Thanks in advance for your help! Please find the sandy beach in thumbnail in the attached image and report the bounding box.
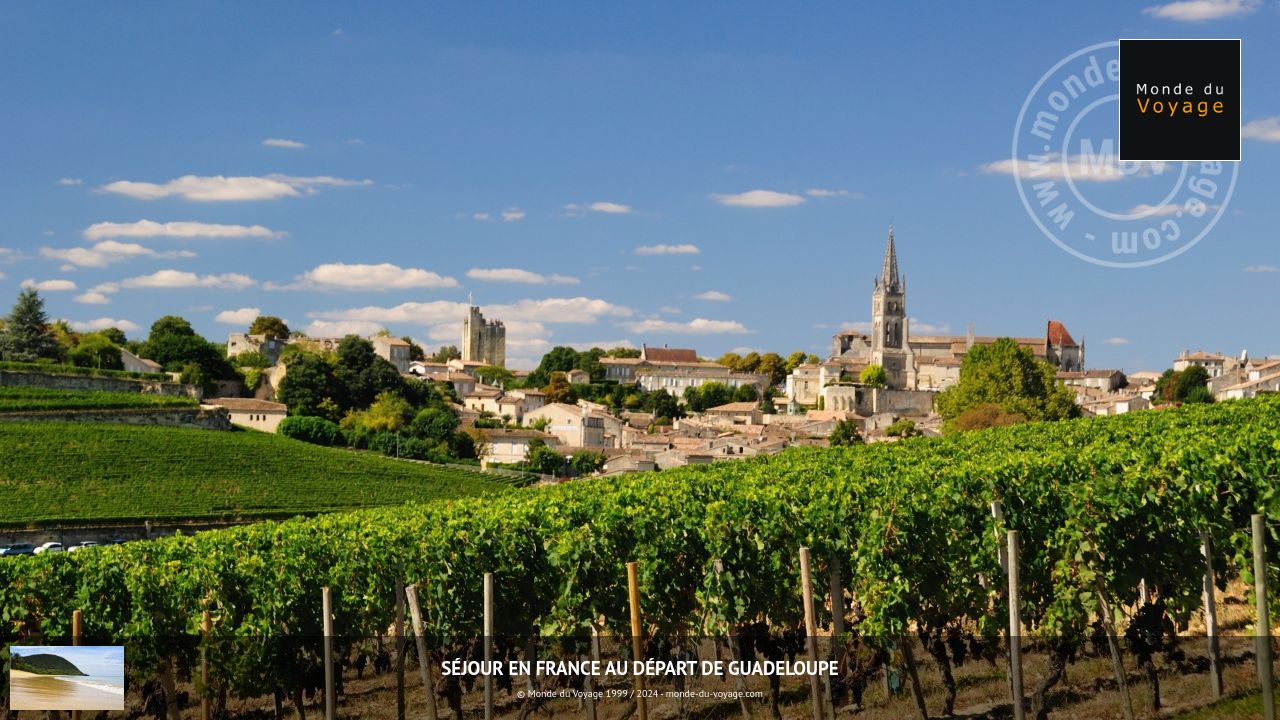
[10,669,124,711]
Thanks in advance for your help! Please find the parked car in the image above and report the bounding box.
[68,541,100,553]
[0,543,35,556]
[34,542,64,554]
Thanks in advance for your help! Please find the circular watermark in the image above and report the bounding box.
[1012,41,1237,268]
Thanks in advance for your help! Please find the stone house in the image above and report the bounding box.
[208,397,288,432]
[478,428,558,466]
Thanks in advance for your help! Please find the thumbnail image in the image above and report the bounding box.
[9,646,125,712]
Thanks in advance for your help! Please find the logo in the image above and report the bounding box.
[1011,41,1238,268]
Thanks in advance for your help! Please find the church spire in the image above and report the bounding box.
[878,224,901,292]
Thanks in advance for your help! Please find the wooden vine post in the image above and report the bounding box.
[1006,530,1025,720]
[395,580,407,720]
[713,559,755,720]
[1093,581,1136,720]
[825,557,841,719]
[798,547,824,720]
[1201,531,1222,699]
[201,608,212,720]
[405,584,440,720]
[627,561,649,720]
[484,572,495,720]
[323,586,335,720]
[72,609,82,720]
[1254,514,1275,720]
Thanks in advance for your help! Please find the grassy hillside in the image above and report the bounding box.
[0,423,512,527]
[0,386,197,412]
[11,653,86,676]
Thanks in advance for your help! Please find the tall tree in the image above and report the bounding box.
[249,315,291,339]
[68,332,124,370]
[0,289,60,362]
[542,371,578,404]
[277,352,344,420]
[335,335,404,409]
[935,338,1079,431]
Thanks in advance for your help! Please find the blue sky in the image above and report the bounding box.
[0,2,1276,370]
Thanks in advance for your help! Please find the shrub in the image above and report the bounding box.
[885,418,920,437]
[278,416,345,447]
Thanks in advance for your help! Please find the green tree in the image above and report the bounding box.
[142,315,237,387]
[277,352,343,420]
[684,381,732,412]
[99,327,128,346]
[248,315,290,339]
[524,438,565,476]
[785,351,808,374]
[475,365,515,387]
[828,418,864,446]
[428,345,461,363]
[67,332,124,370]
[860,364,887,389]
[230,350,270,369]
[732,384,758,402]
[528,346,579,387]
[935,338,1079,431]
[410,406,460,443]
[570,450,606,476]
[543,371,578,404]
[1175,365,1213,403]
[757,352,787,386]
[354,391,415,432]
[645,389,685,422]
[401,336,425,362]
[0,288,60,361]
[335,335,404,408]
[885,418,920,437]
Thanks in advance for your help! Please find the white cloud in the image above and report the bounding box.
[566,339,635,351]
[41,241,197,268]
[0,271,5,280]
[122,270,255,290]
[501,207,526,222]
[84,219,282,241]
[0,248,25,263]
[73,291,112,305]
[1242,117,1280,142]
[466,268,579,285]
[1103,337,1132,345]
[99,174,372,201]
[711,189,806,208]
[310,297,632,327]
[262,138,307,149]
[589,201,632,215]
[303,319,385,337]
[345,138,366,145]
[658,306,681,315]
[635,244,700,256]
[1245,265,1279,273]
[279,263,459,291]
[621,318,749,335]
[694,290,732,302]
[1143,0,1259,21]
[619,316,747,333]
[472,212,492,221]
[806,188,864,199]
[215,307,263,325]
[59,177,83,186]
[20,278,77,292]
[69,317,140,332]
[1127,202,1221,217]
[980,154,1171,183]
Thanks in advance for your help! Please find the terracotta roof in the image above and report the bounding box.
[641,346,699,363]
[1045,320,1075,346]
[706,402,760,413]
[1180,351,1226,361]
[479,428,557,440]
[208,397,287,412]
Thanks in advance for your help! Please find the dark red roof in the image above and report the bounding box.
[642,346,699,363]
[1047,320,1077,347]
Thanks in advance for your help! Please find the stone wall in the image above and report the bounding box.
[0,405,231,430]
[869,388,936,416]
[0,369,200,398]
[0,518,262,548]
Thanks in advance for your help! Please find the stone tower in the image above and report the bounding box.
[461,303,506,367]
[869,225,914,390]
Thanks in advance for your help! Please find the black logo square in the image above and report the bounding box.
[1119,39,1240,161]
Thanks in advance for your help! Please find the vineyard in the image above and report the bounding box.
[0,386,199,412]
[0,360,168,381]
[3,397,1280,719]
[0,423,513,527]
